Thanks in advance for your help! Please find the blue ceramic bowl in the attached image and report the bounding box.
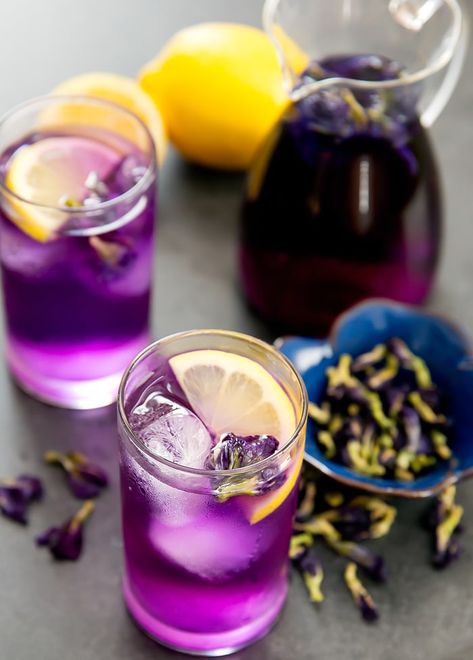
[277,300,473,498]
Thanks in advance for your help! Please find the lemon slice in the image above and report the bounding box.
[52,72,167,166]
[169,349,301,523]
[169,349,296,441]
[248,444,304,525]
[4,136,119,242]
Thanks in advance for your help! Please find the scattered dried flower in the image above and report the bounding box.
[36,500,95,561]
[44,451,108,499]
[300,552,325,603]
[344,562,379,622]
[0,474,43,524]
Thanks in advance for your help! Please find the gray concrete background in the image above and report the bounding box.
[0,1,472,659]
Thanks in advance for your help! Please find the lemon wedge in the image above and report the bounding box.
[51,72,167,166]
[169,349,302,523]
[4,136,118,242]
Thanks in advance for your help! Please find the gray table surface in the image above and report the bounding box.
[1,1,473,659]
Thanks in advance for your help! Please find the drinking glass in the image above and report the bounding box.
[118,330,307,655]
[0,95,157,408]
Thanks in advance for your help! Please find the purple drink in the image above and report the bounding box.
[0,96,157,408]
[240,54,442,335]
[118,331,307,655]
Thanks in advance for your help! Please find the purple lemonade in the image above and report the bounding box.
[118,331,307,655]
[0,96,157,408]
[240,54,442,335]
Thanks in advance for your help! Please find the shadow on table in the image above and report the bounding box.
[9,380,118,467]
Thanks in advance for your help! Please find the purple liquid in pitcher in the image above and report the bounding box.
[0,129,156,407]
[240,54,442,335]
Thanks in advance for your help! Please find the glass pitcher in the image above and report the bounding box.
[240,0,467,335]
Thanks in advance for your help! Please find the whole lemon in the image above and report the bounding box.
[139,23,306,170]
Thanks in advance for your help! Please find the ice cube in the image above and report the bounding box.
[131,393,212,469]
[150,515,259,578]
[0,217,62,276]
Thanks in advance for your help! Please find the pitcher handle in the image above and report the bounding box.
[421,1,468,127]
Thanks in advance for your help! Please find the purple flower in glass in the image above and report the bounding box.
[210,433,279,470]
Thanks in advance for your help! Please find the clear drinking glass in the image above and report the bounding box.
[118,330,307,655]
[0,95,157,408]
[240,0,467,335]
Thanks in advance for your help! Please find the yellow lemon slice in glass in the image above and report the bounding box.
[170,349,302,523]
[4,136,120,242]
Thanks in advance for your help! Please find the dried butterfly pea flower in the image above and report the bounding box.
[384,387,406,418]
[317,431,336,459]
[0,474,44,524]
[214,467,286,502]
[296,482,317,522]
[386,338,432,388]
[208,434,283,501]
[431,431,452,460]
[300,551,325,603]
[315,506,372,542]
[289,533,313,561]
[365,392,394,431]
[328,414,344,435]
[0,486,29,524]
[210,433,279,470]
[378,447,397,470]
[378,433,394,449]
[349,497,397,539]
[295,515,341,542]
[44,451,108,499]
[36,500,95,561]
[367,354,399,390]
[360,422,376,460]
[429,486,464,569]
[308,402,331,425]
[326,355,359,394]
[400,407,421,454]
[433,536,462,569]
[410,357,433,390]
[344,562,379,622]
[395,467,415,481]
[15,475,43,502]
[328,539,386,582]
[386,337,413,364]
[408,392,446,425]
[324,491,344,508]
[410,454,437,473]
[352,344,386,371]
[346,441,386,476]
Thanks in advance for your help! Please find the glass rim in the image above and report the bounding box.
[263,0,464,101]
[117,329,308,478]
[0,94,157,215]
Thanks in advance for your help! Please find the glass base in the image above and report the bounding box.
[123,577,288,656]
[6,333,149,409]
